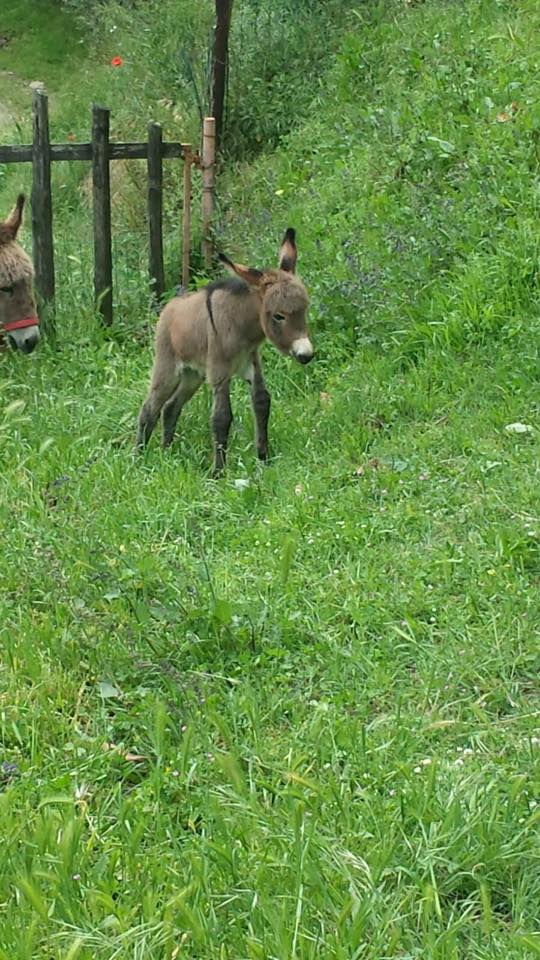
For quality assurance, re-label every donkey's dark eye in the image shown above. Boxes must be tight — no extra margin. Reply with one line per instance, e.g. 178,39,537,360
272,313,285,324
0,285,14,296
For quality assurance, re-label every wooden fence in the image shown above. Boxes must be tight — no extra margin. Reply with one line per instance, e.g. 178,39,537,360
0,90,216,326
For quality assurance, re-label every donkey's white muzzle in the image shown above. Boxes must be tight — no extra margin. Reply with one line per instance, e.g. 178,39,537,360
291,337,314,364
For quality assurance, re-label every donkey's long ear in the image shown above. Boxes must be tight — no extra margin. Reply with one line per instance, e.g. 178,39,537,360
218,251,264,287
0,194,25,244
278,227,297,273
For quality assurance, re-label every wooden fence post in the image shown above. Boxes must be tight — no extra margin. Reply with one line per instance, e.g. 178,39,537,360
3,103,204,319
31,89,55,323
202,117,216,271
147,122,164,302
92,104,113,326
182,143,192,288
211,1,234,150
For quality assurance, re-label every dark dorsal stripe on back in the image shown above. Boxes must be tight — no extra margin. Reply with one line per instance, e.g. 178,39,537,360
205,277,251,336
206,277,250,296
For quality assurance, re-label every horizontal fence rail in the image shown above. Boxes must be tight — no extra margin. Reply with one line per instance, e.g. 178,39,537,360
0,89,215,328
0,141,187,163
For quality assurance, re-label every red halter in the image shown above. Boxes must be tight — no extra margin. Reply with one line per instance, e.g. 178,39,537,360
3,316,40,332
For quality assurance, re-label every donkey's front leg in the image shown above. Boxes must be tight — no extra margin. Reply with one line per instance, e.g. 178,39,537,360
211,380,233,475
250,355,271,462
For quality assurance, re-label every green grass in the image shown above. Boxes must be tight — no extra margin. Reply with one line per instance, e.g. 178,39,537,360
1,0,540,957
0,1,85,85
0,0,87,130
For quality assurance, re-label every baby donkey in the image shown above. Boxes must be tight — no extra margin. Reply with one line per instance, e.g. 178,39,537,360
136,228,314,473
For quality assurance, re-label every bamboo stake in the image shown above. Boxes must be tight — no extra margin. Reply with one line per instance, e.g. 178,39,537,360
201,117,216,271
182,143,192,288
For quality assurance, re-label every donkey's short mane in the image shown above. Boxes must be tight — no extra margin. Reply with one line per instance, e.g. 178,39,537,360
0,193,33,286
0,244,33,286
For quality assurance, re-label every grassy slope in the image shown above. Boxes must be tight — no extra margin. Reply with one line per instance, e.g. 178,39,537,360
1,1,540,958
0,1,85,117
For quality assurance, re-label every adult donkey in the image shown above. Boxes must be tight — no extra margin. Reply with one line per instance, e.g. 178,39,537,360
136,228,314,474
0,194,40,354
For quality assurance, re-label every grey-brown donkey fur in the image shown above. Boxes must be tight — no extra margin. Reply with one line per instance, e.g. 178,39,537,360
136,228,314,474
0,194,40,355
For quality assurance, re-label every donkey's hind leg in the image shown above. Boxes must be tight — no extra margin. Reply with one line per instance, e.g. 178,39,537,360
136,361,180,450
161,368,203,448
248,354,271,462
211,379,233,475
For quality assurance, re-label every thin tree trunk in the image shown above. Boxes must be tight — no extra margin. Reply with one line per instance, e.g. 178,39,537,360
211,0,234,150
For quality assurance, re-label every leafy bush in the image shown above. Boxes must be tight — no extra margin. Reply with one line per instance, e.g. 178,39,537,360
223,0,359,157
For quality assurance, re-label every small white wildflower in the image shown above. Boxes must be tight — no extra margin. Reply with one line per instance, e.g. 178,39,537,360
74,783,90,801
421,757,432,766
413,766,422,774
454,758,464,766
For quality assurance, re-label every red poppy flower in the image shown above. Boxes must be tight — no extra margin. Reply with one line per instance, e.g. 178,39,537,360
110,56,123,67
